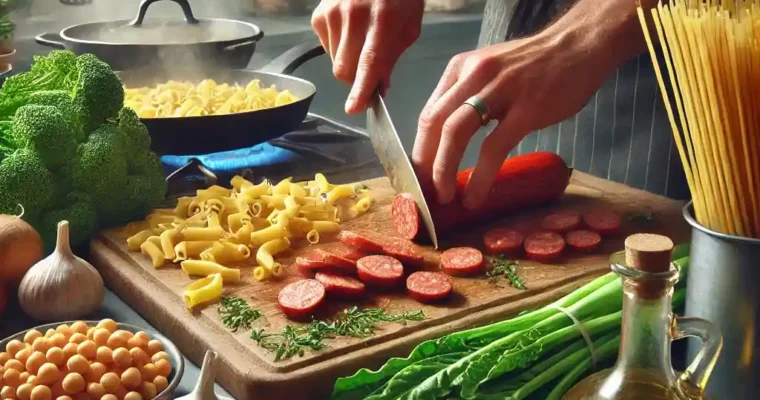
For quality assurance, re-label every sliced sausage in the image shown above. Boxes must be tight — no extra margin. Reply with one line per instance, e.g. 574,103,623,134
356,255,404,287
381,238,425,268
407,271,452,303
337,230,384,253
583,211,622,235
295,249,356,274
524,231,566,263
330,246,368,262
315,272,366,298
541,211,582,233
392,193,421,240
483,228,525,255
278,279,325,320
440,247,484,276
565,230,602,253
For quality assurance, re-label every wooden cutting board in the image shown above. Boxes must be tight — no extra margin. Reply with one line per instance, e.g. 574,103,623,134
89,171,690,400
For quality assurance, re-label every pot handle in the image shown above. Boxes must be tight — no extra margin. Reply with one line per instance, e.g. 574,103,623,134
36,33,67,49
260,40,326,76
130,0,199,27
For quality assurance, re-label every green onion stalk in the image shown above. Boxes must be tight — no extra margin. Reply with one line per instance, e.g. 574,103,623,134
331,244,691,400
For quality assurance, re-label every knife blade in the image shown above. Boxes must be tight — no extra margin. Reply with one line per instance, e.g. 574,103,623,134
367,92,439,249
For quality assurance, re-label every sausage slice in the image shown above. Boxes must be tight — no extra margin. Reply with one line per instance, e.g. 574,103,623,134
524,231,566,263
356,255,404,287
407,271,452,303
278,279,325,320
440,247,484,276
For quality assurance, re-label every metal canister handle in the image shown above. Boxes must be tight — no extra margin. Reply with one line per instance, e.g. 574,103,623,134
130,0,199,27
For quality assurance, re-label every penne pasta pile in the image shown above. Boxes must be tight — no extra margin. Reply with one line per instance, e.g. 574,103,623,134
123,78,299,118
123,173,374,309
639,0,760,238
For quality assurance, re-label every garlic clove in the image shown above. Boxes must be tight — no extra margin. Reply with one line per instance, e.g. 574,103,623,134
18,220,105,321
177,351,232,400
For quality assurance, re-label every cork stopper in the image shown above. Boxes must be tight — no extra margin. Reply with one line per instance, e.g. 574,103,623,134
625,233,674,273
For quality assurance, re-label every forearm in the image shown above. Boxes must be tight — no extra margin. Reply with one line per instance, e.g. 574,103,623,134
542,0,661,73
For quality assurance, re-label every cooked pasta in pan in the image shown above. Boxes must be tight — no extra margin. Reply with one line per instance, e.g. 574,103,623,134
123,78,300,118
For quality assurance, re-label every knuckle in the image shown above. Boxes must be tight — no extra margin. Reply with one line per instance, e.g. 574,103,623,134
341,1,366,19
441,118,462,143
417,108,438,133
332,61,354,82
359,48,382,69
467,56,497,76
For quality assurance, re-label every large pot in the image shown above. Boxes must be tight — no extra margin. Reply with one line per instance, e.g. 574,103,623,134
36,0,263,71
683,202,760,400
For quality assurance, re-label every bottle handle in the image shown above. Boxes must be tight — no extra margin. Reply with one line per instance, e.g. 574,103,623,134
672,315,723,397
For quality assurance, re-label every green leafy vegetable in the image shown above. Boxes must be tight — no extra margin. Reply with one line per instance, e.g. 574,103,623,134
251,306,426,362
218,296,262,333
486,256,526,290
331,243,691,400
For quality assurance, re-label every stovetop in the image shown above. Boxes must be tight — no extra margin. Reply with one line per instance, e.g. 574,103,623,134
162,113,385,198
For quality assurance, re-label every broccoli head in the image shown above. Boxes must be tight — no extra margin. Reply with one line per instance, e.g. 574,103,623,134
72,54,125,134
118,107,151,157
12,105,78,170
26,90,84,142
39,192,98,252
0,149,56,220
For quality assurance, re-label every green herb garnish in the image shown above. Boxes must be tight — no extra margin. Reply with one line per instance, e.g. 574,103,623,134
218,296,262,333
487,255,527,290
251,306,426,361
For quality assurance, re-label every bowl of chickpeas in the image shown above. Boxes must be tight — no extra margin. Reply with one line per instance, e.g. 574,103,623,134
0,319,185,400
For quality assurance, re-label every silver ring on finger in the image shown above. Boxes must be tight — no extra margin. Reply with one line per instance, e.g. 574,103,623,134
462,94,491,126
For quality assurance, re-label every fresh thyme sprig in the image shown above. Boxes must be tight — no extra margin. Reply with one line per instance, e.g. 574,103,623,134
218,296,262,333
250,306,426,361
487,255,527,290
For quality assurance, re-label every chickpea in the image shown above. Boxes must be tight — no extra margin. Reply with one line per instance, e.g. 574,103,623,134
45,348,65,368
29,385,51,400
125,338,146,351
93,329,111,348
55,397,72,400
13,348,32,366
152,375,168,393
99,372,120,393
133,332,150,343
154,359,171,378
95,347,113,365
145,341,162,356
86,382,105,399
86,362,107,384
128,348,148,368
61,344,78,360
6,340,25,358
5,359,24,372
62,373,86,395
4,367,22,387
138,382,156,399
26,375,37,385
0,352,11,365
37,363,60,386
113,331,133,343
138,364,157,383
43,329,56,339
123,392,142,400
149,352,168,364
25,352,46,375
23,331,43,346
48,334,67,349
18,372,29,383
113,385,128,400
66,356,89,376
67,334,86,345
31,338,50,354
69,322,88,336
55,325,72,338
15,383,33,400
101,395,117,400
86,328,96,341
76,341,96,361
119,368,141,391
106,336,126,351
49,380,64,398
96,319,117,334
112,349,132,369
1,385,16,399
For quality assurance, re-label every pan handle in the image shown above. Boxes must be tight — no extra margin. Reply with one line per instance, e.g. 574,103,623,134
130,0,199,27
36,33,67,49
259,40,326,75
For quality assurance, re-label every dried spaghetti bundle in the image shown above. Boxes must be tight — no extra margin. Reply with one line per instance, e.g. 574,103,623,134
639,0,760,238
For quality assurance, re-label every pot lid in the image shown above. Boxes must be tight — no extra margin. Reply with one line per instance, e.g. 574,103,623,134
62,0,261,45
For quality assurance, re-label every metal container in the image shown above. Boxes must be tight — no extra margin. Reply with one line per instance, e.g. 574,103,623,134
683,202,760,399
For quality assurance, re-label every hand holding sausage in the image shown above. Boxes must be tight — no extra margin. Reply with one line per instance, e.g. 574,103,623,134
311,0,424,114
411,29,609,210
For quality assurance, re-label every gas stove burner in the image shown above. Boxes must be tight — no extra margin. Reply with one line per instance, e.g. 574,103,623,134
60,0,92,5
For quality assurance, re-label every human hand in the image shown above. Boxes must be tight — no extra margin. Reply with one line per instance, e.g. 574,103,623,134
412,32,610,209
311,0,424,114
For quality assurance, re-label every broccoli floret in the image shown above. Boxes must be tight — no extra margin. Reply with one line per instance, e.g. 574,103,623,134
39,192,98,252
0,149,56,220
72,54,125,134
71,122,128,225
26,90,84,141
12,105,78,170
118,107,151,157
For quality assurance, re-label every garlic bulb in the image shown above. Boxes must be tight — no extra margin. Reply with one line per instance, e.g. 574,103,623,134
18,220,104,321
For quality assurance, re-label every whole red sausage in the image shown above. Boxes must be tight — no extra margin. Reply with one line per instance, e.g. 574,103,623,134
393,152,570,241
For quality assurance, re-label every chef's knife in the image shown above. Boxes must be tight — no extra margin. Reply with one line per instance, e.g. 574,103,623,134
367,91,439,249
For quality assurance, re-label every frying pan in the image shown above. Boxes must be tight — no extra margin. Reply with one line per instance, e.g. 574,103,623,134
118,40,326,156
36,0,263,71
